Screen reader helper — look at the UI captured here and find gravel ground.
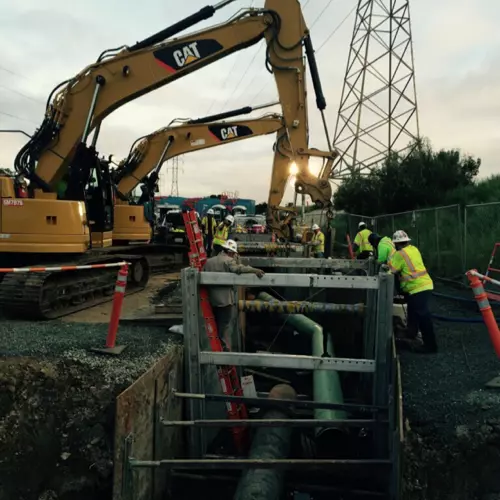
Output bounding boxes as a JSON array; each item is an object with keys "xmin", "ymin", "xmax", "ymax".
[
  {"xmin": 0, "ymin": 320, "xmax": 182, "ymax": 500},
  {"xmin": 0, "ymin": 321, "xmax": 179, "ymax": 384},
  {"xmin": 401, "ymin": 286, "xmax": 500, "ymax": 500}
]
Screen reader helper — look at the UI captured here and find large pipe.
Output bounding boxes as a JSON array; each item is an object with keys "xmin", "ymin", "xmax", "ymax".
[
  {"xmin": 258, "ymin": 292, "xmax": 347, "ymax": 436},
  {"xmin": 239, "ymin": 299, "xmax": 365, "ymax": 315},
  {"xmin": 234, "ymin": 384, "xmax": 296, "ymax": 500}
]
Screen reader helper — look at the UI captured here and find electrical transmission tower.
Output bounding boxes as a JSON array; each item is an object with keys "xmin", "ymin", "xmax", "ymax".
[
  {"xmin": 332, "ymin": 0, "xmax": 420, "ymax": 179},
  {"xmin": 169, "ymin": 156, "xmax": 181, "ymax": 196}
]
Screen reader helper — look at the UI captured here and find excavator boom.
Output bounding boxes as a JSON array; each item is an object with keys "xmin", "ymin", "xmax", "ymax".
[
  {"xmin": 115, "ymin": 115, "xmax": 284, "ymax": 198},
  {"xmin": 23, "ymin": 8, "xmax": 278, "ymax": 189}
]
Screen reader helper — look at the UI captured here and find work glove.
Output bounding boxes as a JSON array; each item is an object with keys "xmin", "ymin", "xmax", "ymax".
[{"xmin": 254, "ymin": 269, "xmax": 265, "ymax": 279}]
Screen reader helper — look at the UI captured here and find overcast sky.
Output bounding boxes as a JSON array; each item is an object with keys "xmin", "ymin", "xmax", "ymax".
[{"xmin": 0, "ymin": 0, "xmax": 499, "ymax": 202}]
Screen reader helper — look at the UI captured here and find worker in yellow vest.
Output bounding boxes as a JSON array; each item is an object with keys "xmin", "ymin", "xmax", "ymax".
[
  {"xmin": 310, "ymin": 224, "xmax": 325, "ymax": 258},
  {"xmin": 212, "ymin": 214, "xmax": 234, "ymax": 256},
  {"xmin": 201, "ymin": 208, "xmax": 216, "ymax": 252},
  {"xmin": 389, "ymin": 230, "xmax": 437, "ymax": 354},
  {"xmin": 353, "ymin": 221, "xmax": 373, "ymax": 259},
  {"xmin": 368, "ymin": 233, "xmax": 395, "ymax": 264}
]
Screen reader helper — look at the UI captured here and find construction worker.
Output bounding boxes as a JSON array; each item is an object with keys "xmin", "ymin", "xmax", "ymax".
[
  {"xmin": 203, "ymin": 239, "xmax": 265, "ymax": 349},
  {"xmin": 368, "ymin": 233, "xmax": 395, "ymax": 264},
  {"xmin": 212, "ymin": 214, "xmax": 234, "ymax": 256},
  {"xmin": 353, "ymin": 221, "xmax": 373, "ymax": 259},
  {"xmin": 309, "ymin": 223, "xmax": 325, "ymax": 258},
  {"xmin": 201, "ymin": 208, "xmax": 216, "ymax": 252},
  {"xmin": 389, "ymin": 230, "xmax": 438, "ymax": 354}
]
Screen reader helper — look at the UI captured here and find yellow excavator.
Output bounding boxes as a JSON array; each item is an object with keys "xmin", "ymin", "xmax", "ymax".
[
  {"xmin": 0, "ymin": 0, "xmax": 335, "ymax": 318},
  {"xmin": 111, "ymin": 110, "xmax": 285, "ymax": 245}
]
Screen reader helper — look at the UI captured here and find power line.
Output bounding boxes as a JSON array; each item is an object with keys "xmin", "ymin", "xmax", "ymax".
[
  {"xmin": 316, "ymin": 4, "xmax": 356, "ymax": 52},
  {"xmin": 204, "ymin": 57, "xmax": 240, "ymax": 115},
  {"xmin": 0, "ymin": 65, "xmax": 30, "ymax": 80},
  {"xmin": 218, "ymin": 40, "xmax": 264, "ymax": 112},
  {"xmin": 0, "ymin": 111, "xmax": 38, "ymax": 125},
  {"xmin": 0, "ymin": 84, "xmax": 44, "ymax": 105},
  {"xmin": 248, "ymin": 2, "xmax": 356, "ymax": 106},
  {"xmin": 203, "ymin": 0, "xmax": 258, "ymax": 115},
  {"xmin": 309, "ymin": 0, "xmax": 337, "ymax": 30}
]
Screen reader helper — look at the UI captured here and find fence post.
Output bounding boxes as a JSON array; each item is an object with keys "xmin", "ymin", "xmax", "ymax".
[
  {"xmin": 464, "ymin": 206, "xmax": 468, "ymax": 274},
  {"xmin": 435, "ymin": 209, "xmax": 441, "ymax": 274}
]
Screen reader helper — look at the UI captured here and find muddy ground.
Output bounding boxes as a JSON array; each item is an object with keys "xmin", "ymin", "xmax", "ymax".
[
  {"xmin": 401, "ymin": 284, "xmax": 500, "ymax": 500},
  {"xmin": 0, "ymin": 321, "xmax": 181, "ymax": 500}
]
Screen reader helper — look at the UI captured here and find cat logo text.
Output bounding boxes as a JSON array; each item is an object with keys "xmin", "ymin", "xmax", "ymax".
[
  {"xmin": 173, "ymin": 42, "xmax": 201, "ymax": 68},
  {"xmin": 220, "ymin": 126, "xmax": 238, "ymax": 140}
]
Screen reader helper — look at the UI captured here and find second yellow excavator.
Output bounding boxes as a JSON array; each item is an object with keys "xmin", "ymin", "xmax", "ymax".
[{"xmin": 111, "ymin": 110, "xmax": 285, "ymax": 245}]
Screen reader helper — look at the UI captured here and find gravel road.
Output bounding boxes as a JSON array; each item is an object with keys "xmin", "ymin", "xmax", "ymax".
[{"xmin": 401, "ymin": 289, "xmax": 500, "ymax": 438}]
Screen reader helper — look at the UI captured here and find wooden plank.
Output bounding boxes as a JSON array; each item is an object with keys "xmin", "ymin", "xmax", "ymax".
[{"xmin": 113, "ymin": 346, "xmax": 183, "ymax": 500}]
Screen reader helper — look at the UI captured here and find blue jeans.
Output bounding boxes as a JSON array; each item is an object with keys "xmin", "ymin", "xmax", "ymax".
[{"xmin": 314, "ymin": 252, "xmax": 324, "ymax": 258}]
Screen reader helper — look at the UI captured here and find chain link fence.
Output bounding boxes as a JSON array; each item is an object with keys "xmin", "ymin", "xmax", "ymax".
[
  {"xmin": 464, "ymin": 202, "xmax": 500, "ymax": 272},
  {"xmin": 334, "ymin": 205, "xmax": 464, "ymax": 278},
  {"xmin": 307, "ymin": 202, "xmax": 500, "ymax": 277},
  {"xmin": 374, "ymin": 205, "xmax": 463, "ymax": 278}
]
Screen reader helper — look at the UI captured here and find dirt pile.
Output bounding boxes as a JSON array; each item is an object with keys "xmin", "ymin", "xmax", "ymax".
[
  {"xmin": 403, "ymin": 423, "xmax": 500, "ymax": 500},
  {"xmin": 0, "ymin": 357, "xmax": 118, "ymax": 500},
  {"xmin": 0, "ymin": 321, "xmax": 180, "ymax": 500}
]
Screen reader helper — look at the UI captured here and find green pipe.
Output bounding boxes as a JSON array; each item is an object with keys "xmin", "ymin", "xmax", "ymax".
[
  {"xmin": 234, "ymin": 384, "xmax": 296, "ymax": 500},
  {"xmin": 238, "ymin": 299, "xmax": 365, "ymax": 315},
  {"xmin": 258, "ymin": 292, "xmax": 347, "ymax": 434}
]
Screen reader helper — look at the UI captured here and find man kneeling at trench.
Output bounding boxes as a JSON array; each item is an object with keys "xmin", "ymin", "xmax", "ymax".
[{"xmin": 203, "ymin": 239, "xmax": 265, "ymax": 349}]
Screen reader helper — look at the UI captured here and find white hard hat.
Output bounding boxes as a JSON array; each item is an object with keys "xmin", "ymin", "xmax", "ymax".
[
  {"xmin": 207, "ymin": 209, "xmax": 214, "ymax": 215},
  {"xmin": 358, "ymin": 221, "xmax": 366, "ymax": 228},
  {"xmin": 225, "ymin": 214, "xmax": 234, "ymax": 223},
  {"xmin": 222, "ymin": 239, "xmax": 238, "ymax": 253},
  {"xmin": 392, "ymin": 230, "xmax": 411, "ymax": 243},
  {"xmin": 312, "ymin": 224, "xmax": 320, "ymax": 230}
]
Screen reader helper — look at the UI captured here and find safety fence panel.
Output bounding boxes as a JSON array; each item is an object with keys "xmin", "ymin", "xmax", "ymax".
[
  {"xmin": 464, "ymin": 202, "xmax": 500, "ymax": 273},
  {"xmin": 331, "ymin": 205, "xmax": 464, "ymax": 277},
  {"xmin": 331, "ymin": 212, "xmax": 372, "ymax": 255},
  {"xmin": 374, "ymin": 205, "xmax": 462, "ymax": 278}
]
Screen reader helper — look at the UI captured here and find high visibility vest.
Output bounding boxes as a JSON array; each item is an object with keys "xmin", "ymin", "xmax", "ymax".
[
  {"xmin": 213, "ymin": 223, "xmax": 229, "ymax": 246},
  {"xmin": 201, "ymin": 216, "xmax": 216, "ymax": 236},
  {"xmin": 388, "ymin": 245, "xmax": 433, "ymax": 295},
  {"xmin": 377, "ymin": 236, "xmax": 395, "ymax": 264},
  {"xmin": 311, "ymin": 231, "xmax": 325, "ymax": 254},
  {"xmin": 354, "ymin": 228, "xmax": 373, "ymax": 253}
]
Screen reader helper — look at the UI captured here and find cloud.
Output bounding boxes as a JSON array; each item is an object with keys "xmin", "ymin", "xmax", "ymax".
[{"xmin": 0, "ymin": 0, "xmax": 499, "ymax": 204}]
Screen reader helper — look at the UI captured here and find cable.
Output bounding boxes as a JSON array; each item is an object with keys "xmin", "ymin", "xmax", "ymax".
[
  {"xmin": 249, "ymin": 2, "xmax": 355, "ymax": 106},
  {"xmin": 0, "ymin": 84, "xmax": 44, "ymax": 104},
  {"xmin": 204, "ymin": 0, "xmax": 258, "ymax": 115},
  {"xmin": 0, "ymin": 111, "xmax": 38, "ymax": 125},
  {"xmin": 309, "ymin": 0, "xmax": 337, "ymax": 30},
  {"xmin": 316, "ymin": 3, "xmax": 356, "ymax": 52},
  {"xmin": 218, "ymin": 40, "xmax": 264, "ymax": 112},
  {"xmin": 0, "ymin": 65, "xmax": 30, "ymax": 80}
]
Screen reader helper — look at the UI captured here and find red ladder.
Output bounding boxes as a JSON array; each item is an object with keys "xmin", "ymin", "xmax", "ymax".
[{"xmin": 182, "ymin": 210, "xmax": 248, "ymax": 451}]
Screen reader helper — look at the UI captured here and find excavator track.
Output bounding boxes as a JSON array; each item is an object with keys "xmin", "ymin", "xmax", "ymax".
[{"xmin": 0, "ymin": 254, "xmax": 149, "ymax": 320}]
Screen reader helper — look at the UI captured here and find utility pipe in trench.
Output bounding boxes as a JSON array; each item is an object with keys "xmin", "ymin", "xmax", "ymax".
[
  {"xmin": 234, "ymin": 384, "xmax": 297, "ymax": 500},
  {"xmin": 257, "ymin": 292, "xmax": 347, "ymax": 437}
]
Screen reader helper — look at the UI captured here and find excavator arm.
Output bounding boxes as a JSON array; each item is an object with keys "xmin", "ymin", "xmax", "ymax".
[
  {"xmin": 262, "ymin": 0, "xmax": 337, "ymax": 237},
  {"xmin": 114, "ymin": 114, "xmax": 284, "ymax": 199},
  {"xmin": 15, "ymin": 1, "xmax": 291, "ymax": 191}
]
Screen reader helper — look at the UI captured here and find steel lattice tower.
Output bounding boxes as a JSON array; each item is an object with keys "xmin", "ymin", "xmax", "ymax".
[
  {"xmin": 170, "ymin": 156, "xmax": 180, "ymax": 196},
  {"xmin": 332, "ymin": 0, "xmax": 420, "ymax": 179}
]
